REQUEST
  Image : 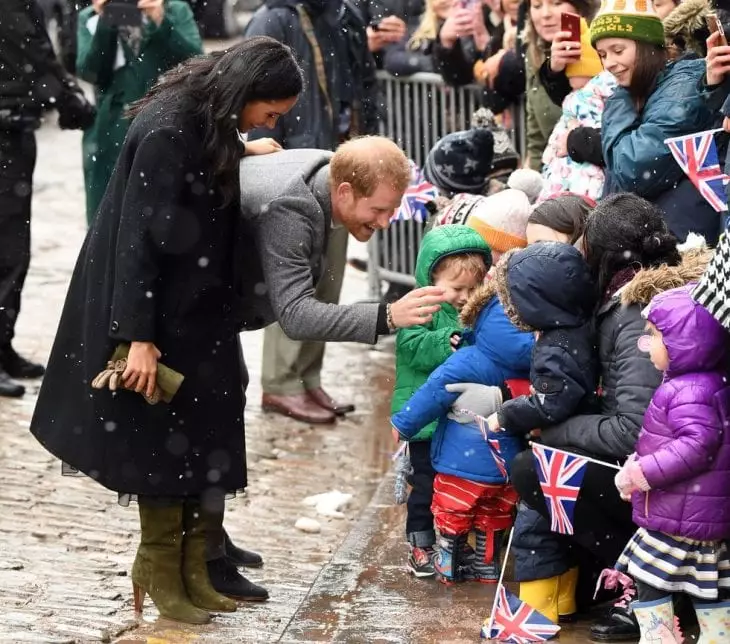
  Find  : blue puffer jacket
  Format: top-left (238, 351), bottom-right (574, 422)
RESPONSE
top-left (602, 59), bottom-right (721, 245)
top-left (391, 285), bottom-right (534, 483)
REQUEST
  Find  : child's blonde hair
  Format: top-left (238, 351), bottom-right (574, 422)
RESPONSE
top-left (432, 253), bottom-right (489, 284)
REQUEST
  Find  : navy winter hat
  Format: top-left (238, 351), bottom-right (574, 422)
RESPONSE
top-left (423, 127), bottom-right (495, 195)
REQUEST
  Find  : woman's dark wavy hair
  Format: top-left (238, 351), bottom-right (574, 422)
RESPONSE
top-left (127, 36), bottom-right (303, 206)
top-left (527, 194), bottom-right (594, 245)
top-left (583, 193), bottom-right (681, 298)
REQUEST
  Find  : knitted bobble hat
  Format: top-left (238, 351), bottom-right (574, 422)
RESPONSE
top-left (423, 127), bottom-right (495, 195)
top-left (590, 0), bottom-right (665, 47)
top-left (567, 18), bottom-right (605, 78)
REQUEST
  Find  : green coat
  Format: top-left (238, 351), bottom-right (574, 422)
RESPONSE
top-left (525, 56), bottom-right (562, 172)
top-left (391, 225), bottom-right (492, 441)
top-left (77, 2), bottom-right (203, 222)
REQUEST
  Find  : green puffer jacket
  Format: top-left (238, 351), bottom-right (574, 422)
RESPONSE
top-left (391, 225), bottom-right (492, 441)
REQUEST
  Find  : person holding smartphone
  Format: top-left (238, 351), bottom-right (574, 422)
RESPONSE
top-left (78, 0), bottom-right (204, 224)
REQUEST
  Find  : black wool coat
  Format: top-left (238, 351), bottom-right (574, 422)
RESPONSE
top-left (30, 103), bottom-right (247, 497)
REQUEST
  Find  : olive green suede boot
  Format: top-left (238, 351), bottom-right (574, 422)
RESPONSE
top-left (132, 501), bottom-right (210, 624)
top-left (182, 503), bottom-right (237, 613)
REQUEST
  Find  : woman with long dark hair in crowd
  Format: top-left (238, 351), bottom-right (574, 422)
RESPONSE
top-left (29, 37), bottom-right (303, 624)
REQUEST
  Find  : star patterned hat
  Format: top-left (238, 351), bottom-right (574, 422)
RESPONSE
top-left (423, 126), bottom-right (495, 196)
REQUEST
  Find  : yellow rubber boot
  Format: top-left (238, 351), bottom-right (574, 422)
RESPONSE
top-left (557, 567), bottom-right (579, 621)
top-left (518, 576), bottom-right (560, 623)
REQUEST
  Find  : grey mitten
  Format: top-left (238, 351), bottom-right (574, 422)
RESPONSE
top-left (446, 383), bottom-right (503, 423)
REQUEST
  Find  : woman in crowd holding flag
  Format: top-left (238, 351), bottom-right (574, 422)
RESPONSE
top-left (591, 0), bottom-right (722, 245)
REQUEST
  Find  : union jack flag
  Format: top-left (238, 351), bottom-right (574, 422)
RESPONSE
top-left (390, 160), bottom-right (438, 223)
top-left (456, 408), bottom-right (509, 481)
top-left (532, 443), bottom-right (588, 535)
top-left (665, 129), bottom-right (729, 213)
top-left (482, 586), bottom-right (560, 642)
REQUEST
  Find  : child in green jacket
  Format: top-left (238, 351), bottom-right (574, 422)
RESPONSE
top-left (392, 225), bottom-right (492, 577)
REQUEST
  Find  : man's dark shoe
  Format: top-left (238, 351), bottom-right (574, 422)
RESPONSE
top-left (224, 530), bottom-right (263, 569)
top-left (207, 556), bottom-right (269, 602)
top-left (0, 367), bottom-right (24, 398)
top-left (261, 392), bottom-right (336, 424)
top-left (589, 604), bottom-right (640, 641)
top-left (0, 345), bottom-right (45, 379)
top-left (306, 387), bottom-right (355, 416)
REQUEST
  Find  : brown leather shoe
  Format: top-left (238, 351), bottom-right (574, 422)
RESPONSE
top-left (306, 387), bottom-right (355, 416)
top-left (261, 393), bottom-right (336, 424)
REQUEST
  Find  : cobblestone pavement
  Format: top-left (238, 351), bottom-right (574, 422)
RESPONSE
top-left (0, 120), bottom-right (395, 643)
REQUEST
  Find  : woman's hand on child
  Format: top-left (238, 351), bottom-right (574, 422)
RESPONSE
top-left (487, 413), bottom-right (500, 432)
top-left (123, 341), bottom-right (162, 400)
top-left (245, 138), bottom-right (283, 156)
top-left (549, 31), bottom-right (581, 73)
top-left (705, 31), bottom-right (730, 87)
top-left (445, 382), bottom-right (503, 423)
top-left (390, 286), bottom-right (446, 328)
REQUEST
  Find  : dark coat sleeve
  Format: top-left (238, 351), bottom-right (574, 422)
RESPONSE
top-left (492, 49), bottom-right (525, 103)
top-left (3, 0), bottom-right (67, 105)
top-left (567, 127), bottom-right (604, 166)
top-left (498, 344), bottom-right (590, 434)
top-left (433, 36), bottom-right (477, 87)
top-left (109, 128), bottom-right (192, 343)
top-left (541, 306), bottom-right (661, 459)
top-left (383, 38), bottom-right (434, 75)
top-left (538, 59), bottom-right (571, 108)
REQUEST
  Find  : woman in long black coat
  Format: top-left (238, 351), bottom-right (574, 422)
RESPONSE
top-left (29, 37), bottom-right (302, 624)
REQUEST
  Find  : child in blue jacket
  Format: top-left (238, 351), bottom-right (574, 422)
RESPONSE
top-left (391, 281), bottom-right (534, 584)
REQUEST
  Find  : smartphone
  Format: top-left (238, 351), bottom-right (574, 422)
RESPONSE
top-left (103, 0), bottom-right (143, 29)
top-left (369, 19), bottom-right (381, 31)
top-left (707, 13), bottom-right (728, 47)
top-left (561, 12), bottom-right (581, 43)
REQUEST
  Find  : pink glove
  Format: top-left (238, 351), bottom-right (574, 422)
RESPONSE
top-left (614, 454), bottom-right (651, 501)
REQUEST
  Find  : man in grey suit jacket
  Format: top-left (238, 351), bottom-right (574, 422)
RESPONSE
top-left (239, 137), bottom-right (447, 412)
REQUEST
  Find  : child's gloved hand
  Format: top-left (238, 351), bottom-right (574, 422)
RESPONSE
top-left (614, 454), bottom-right (651, 501)
top-left (446, 382), bottom-right (503, 423)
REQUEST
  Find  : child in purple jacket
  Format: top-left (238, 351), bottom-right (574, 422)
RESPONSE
top-left (613, 284), bottom-right (730, 642)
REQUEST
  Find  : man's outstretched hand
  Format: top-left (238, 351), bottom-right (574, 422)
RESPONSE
top-left (390, 286), bottom-right (446, 328)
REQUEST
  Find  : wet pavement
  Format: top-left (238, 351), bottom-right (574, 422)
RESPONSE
top-left (2, 120), bottom-right (610, 644)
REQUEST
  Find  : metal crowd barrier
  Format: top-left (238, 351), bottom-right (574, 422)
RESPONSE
top-left (367, 71), bottom-right (526, 300)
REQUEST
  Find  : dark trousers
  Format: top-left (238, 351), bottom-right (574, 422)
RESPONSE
top-left (511, 448), bottom-right (635, 595)
top-left (406, 440), bottom-right (436, 548)
top-left (0, 130), bottom-right (36, 345)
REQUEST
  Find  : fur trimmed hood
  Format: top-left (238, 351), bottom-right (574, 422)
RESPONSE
top-left (460, 281), bottom-right (498, 328)
top-left (491, 249), bottom-right (532, 332)
top-left (664, 0), bottom-right (711, 57)
top-left (620, 246), bottom-right (713, 306)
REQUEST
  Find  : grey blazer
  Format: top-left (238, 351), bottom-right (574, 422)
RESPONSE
top-left (238, 149), bottom-right (381, 344)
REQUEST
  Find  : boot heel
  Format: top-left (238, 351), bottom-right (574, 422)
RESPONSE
top-left (133, 582), bottom-right (146, 613)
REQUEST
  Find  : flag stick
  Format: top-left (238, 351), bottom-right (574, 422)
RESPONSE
top-left (530, 442), bottom-right (621, 471)
top-left (486, 527), bottom-right (515, 637)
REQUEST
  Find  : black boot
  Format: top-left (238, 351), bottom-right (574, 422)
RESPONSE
top-left (472, 529), bottom-right (501, 583)
top-left (224, 530), bottom-right (263, 568)
top-left (434, 533), bottom-right (467, 585)
top-left (0, 345), bottom-right (45, 379)
top-left (0, 366), bottom-right (24, 398)
top-left (207, 556), bottom-right (269, 602)
top-left (589, 603), bottom-right (640, 641)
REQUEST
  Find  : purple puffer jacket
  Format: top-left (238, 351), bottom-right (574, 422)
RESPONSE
top-left (633, 284), bottom-right (730, 542)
